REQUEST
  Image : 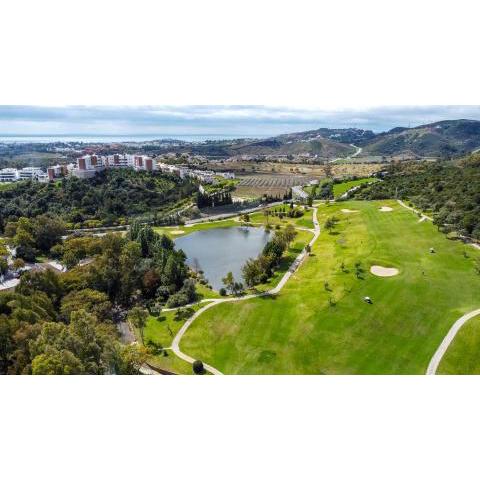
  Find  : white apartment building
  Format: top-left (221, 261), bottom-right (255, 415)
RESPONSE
top-left (0, 168), bottom-right (20, 182)
top-left (0, 167), bottom-right (49, 183)
top-left (19, 167), bottom-right (45, 180)
top-left (72, 154), bottom-right (157, 178)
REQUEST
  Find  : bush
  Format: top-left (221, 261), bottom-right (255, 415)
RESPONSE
top-left (165, 292), bottom-right (189, 308)
top-left (193, 360), bottom-right (204, 375)
top-left (219, 287), bottom-right (227, 296)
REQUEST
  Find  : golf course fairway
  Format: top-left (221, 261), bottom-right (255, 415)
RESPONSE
top-left (180, 200), bottom-right (480, 374)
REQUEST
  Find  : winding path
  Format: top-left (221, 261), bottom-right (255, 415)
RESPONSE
top-left (426, 309), bottom-right (480, 375)
top-left (171, 207), bottom-right (321, 375)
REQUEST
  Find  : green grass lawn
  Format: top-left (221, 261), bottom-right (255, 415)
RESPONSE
top-left (154, 219), bottom-right (238, 238)
top-left (180, 200), bottom-right (480, 374)
top-left (437, 313), bottom-right (480, 374)
top-left (333, 178), bottom-right (378, 198)
top-left (142, 302), bottom-right (212, 375)
top-left (195, 282), bottom-right (223, 299)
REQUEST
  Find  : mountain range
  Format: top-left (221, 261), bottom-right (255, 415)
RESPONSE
top-left (197, 119), bottom-right (480, 160)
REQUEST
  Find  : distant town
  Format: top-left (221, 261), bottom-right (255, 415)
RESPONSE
top-left (0, 152), bottom-right (236, 185)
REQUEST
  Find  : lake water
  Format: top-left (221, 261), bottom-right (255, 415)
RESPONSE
top-left (175, 227), bottom-right (271, 290)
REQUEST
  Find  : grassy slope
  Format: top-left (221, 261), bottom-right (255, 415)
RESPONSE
top-left (333, 178), bottom-right (379, 198)
top-left (437, 314), bottom-right (480, 374)
top-left (143, 303), bottom-right (212, 375)
top-left (181, 200), bottom-right (480, 374)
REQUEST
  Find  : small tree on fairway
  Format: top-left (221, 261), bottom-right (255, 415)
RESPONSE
top-left (222, 271), bottom-right (235, 294)
top-left (128, 306), bottom-right (149, 343)
top-left (324, 217), bottom-right (336, 233)
top-left (193, 359), bottom-right (204, 374)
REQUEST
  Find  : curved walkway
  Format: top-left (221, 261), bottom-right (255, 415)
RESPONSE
top-left (396, 199), bottom-right (480, 374)
top-left (426, 309), bottom-right (480, 375)
top-left (396, 199), bottom-right (433, 221)
top-left (171, 207), bottom-right (321, 375)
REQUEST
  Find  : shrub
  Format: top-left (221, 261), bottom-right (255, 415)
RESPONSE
top-left (219, 287), bottom-right (227, 296)
top-left (193, 360), bottom-right (204, 374)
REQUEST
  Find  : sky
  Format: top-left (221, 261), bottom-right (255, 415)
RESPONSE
top-left (1, 105), bottom-right (480, 137)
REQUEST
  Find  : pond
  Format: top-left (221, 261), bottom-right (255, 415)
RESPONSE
top-left (174, 226), bottom-right (271, 290)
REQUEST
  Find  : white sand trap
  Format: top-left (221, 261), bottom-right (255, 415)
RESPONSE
top-left (170, 230), bottom-right (185, 234)
top-left (418, 216), bottom-right (427, 223)
top-left (370, 265), bottom-right (399, 277)
top-left (341, 209), bottom-right (359, 213)
top-left (379, 206), bottom-right (393, 212)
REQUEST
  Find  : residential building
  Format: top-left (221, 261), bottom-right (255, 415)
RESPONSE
top-left (0, 168), bottom-right (20, 182)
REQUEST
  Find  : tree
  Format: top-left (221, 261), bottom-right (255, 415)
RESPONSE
top-left (128, 307), bottom-right (149, 343)
top-left (242, 258), bottom-right (262, 287)
top-left (60, 288), bottom-right (112, 321)
top-left (324, 217), bottom-right (336, 233)
top-left (32, 215), bottom-right (66, 254)
top-left (12, 258), bottom-right (25, 271)
top-left (222, 271), bottom-right (235, 294)
top-left (31, 348), bottom-right (84, 375)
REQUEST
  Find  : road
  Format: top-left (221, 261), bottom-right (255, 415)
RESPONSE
top-left (184, 201), bottom-right (284, 225)
top-left (171, 207), bottom-right (321, 375)
top-left (329, 144), bottom-right (362, 163)
top-left (426, 309), bottom-right (480, 375)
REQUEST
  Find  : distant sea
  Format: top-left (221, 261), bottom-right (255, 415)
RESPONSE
top-left (0, 134), bottom-right (268, 144)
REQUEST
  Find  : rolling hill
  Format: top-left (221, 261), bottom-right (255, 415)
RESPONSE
top-left (362, 119), bottom-right (480, 158)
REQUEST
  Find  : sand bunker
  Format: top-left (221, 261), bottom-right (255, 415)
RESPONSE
top-left (170, 230), bottom-right (185, 234)
top-left (370, 265), bottom-right (399, 277)
top-left (341, 209), bottom-right (359, 213)
top-left (379, 206), bottom-right (393, 212)
top-left (418, 216), bottom-right (427, 223)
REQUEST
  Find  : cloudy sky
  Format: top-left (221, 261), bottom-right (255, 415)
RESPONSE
top-left (1, 105), bottom-right (480, 137)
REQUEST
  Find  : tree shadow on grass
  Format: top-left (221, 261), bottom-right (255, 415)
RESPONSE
top-left (258, 293), bottom-right (278, 301)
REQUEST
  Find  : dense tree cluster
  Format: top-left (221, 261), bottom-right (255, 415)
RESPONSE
top-left (0, 219), bottom-right (198, 374)
top-left (4, 215), bottom-right (66, 262)
top-left (0, 270), bottom-right (147, 375)
top-left (242, 225), bottom-right (297, 287)
top-left (309, 181), bottom-right (333, 200)
top-left (0, 169), bottom-right (197, 229)
top-left (264, 204), bottom-right (305, 221)
top-left (196, 189), bottom-right (233, 208)
top-left (356, 155), bottom-right (480, 239)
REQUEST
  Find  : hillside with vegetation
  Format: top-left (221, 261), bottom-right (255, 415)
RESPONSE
top-left (356, 153), bottom-right (480, 239)
top-left (362, 120), bottom-right (480, 158)
top-left (0, 169), bottom-right (197, 229)
top-left (158, 120), bottom-right (480, 160)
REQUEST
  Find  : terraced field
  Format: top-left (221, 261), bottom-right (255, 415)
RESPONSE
top-left (235, 173), bottom-right (315, 198)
